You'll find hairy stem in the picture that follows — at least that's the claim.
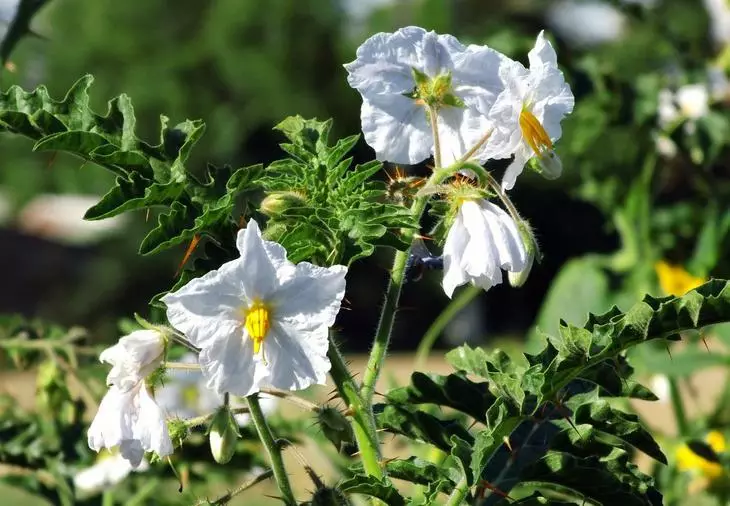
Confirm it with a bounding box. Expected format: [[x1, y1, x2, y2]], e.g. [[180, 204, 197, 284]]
[[415, 284, 481, 369], [247, 394, 296, 506], [327, 335, 383, 478]]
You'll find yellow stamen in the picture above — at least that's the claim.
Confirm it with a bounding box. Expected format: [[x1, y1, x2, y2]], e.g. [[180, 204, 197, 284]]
[[519, 109, 553, 156], [244, 301, 271, 358]]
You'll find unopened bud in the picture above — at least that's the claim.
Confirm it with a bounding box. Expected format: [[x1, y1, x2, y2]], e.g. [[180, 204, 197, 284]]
[[509, 220, 539, 288], [167, 418, 190, 448], [208, 407, 240, 464], [528, 152, 563, 181], [260, 191, 306, 217]]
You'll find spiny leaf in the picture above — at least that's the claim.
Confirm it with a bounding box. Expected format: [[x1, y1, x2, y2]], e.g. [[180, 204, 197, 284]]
[[338, 475, 405, 506], [374, 404, 473, 452], [386, 372, 495, 423]]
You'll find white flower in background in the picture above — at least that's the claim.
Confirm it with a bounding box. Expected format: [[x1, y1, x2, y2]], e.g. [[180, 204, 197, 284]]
[[486, 31, 574, 190], [344, 26, 507, 166], [88, 382, 173, 468], [442, 199, 527, 298], [546, 1, 626, 48], [703, 0, 730, 45], [156, 353, 278, 425], [100, 330, 165, 392], [73, 451, 149, 494], [650, 374, 670, 404], [163, 220, 347, 397], [17, 194, 127, 245], [657, 84, 710, 135]]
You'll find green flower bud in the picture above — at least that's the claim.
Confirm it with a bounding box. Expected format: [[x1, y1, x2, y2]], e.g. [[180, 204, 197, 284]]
[[508, 220, 539, 288], [167, 418, 190, 448], [260, 191, 306, 217], [208, 407, 240, 464]]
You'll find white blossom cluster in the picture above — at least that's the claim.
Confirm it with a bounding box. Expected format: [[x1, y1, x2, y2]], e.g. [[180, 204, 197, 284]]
[[83, 26, 575, 480], [345, 26, 574, 297]]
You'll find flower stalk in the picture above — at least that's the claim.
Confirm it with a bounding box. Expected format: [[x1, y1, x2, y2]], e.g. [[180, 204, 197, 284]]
[[247, 393, 296, 506]]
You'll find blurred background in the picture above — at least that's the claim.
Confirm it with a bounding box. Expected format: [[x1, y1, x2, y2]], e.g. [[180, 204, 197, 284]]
[[2, 0, 729, 354]]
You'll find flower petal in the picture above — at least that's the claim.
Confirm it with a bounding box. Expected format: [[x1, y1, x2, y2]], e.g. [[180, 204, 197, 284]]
[[262, 323, 330, 392], [437, 106, 493, 166], [199, 332, 263, 397], [528, 30, 558, 69], [235, 219, 292, 299], [479, 200, 527, 272], [442, 209, 470, 298], [502, 146, 531, 191], [275, 263, 347, 330], [360, 94, 432, 163], [133, 384, 173, 461], [100, 330, 164, 392]]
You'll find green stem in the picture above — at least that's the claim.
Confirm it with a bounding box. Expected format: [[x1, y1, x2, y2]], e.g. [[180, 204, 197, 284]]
[[415, 284, 481, 369], [360, 112, 453, 404], [668, 377, 689, 437], [445, 476, 469, 506], [247, 394, 296, 506], [327, 335, 383, 478]]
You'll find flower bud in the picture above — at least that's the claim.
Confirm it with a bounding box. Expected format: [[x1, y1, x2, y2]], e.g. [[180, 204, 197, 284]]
[[208, 406, 240, 464], [508, 220, 539, 288], [260, 191, 306, 217]]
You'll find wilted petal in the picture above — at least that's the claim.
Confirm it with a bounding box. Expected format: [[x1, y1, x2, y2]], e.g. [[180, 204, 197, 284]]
[[100, 330, 165, 392]]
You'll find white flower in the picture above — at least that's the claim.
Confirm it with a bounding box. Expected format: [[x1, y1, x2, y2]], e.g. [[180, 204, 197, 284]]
[[344, 26, 507, 166], [442, 199, 527, 298], [657, 84, 710, 135], [703, 0, 730, 45], [162, 220, 347, 397], [99, 329, 165, 392], [486, 31, 574, 190], [650, 374, 670, 404], [88, 382, 173, 468], [155, 353, 278, 425], [546, 1, 626, 48], [73, 451, 148, 494]]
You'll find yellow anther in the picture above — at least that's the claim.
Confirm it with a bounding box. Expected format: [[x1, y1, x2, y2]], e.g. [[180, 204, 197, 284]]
[[244, 302, 271, 357], [519, 109, 553, 156]]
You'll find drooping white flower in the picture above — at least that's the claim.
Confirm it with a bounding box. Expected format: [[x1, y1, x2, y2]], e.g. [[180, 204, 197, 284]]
[[73, 451, 149, 494], [155, 353, 278, 425], [99, 329, 165, 392], [486, 31, 574, 190], [442, 199, 527, 298], [162, 220, 347, 397], [88, 382, 173, 468], [344, 26, 507, 166]]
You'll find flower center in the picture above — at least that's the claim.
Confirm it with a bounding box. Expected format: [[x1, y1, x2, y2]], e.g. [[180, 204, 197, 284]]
[[182, 384, 200, 409], [405, 68, 464, 109], [519, 108, 553, 156], [244, 301, 271, 358]]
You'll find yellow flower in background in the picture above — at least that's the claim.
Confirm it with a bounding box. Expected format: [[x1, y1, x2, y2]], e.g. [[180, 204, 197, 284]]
[[655, 260, 706, 296], [676, 431, 727, 488]]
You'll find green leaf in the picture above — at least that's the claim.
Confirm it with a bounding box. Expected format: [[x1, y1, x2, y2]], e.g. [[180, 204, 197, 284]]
[[374, 404, 473, 452], [139, 202, 196, 255], [386, 372, 496, 423], [339, 475, 405, 506]]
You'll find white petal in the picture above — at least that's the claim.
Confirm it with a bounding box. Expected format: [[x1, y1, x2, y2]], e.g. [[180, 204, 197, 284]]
[[460, 201, 502, 287], [442, 210, 470, 298], [501, 146, 531, 191], [262, 323, 330, 392], [88, 386, 132, 454], [199, 332, 262, 397], [478, 200, 527, 272], [275, 263, 347, 330], [437, 106, 493, 166], [162, 266, 244, 349], [133, 384, 173, 460], [344, 26, 429, 95], [528, 31, 558, 69], [235, 219, 292, 299], [360, 94, 432, 164], [100, 330, 164, 392], [452, 44, 507, 113], [344, 26, 459, 96]]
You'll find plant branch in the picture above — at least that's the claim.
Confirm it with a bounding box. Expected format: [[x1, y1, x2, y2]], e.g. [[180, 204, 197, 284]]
[[247, 393, 296, 506], [193, 469, 274, 506]]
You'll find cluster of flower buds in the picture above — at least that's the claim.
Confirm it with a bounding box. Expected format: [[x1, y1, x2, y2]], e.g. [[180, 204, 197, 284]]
[[345, 26, 574, 297]]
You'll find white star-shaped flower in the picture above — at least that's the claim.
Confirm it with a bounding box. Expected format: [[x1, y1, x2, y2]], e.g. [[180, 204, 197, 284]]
[[344, 26, 507, 166], [99, 329, 165, 392], [486, 31, 574, 190], [87, 382, 173, 468], [442, 199, 527, 298], [162, 219, 347, 397]]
